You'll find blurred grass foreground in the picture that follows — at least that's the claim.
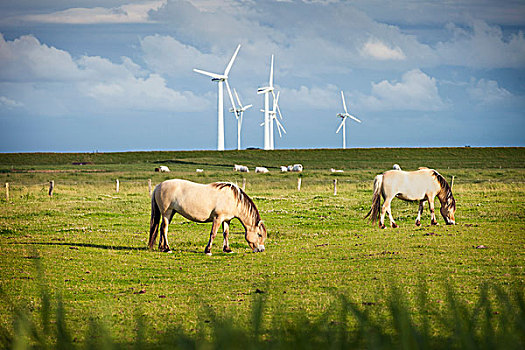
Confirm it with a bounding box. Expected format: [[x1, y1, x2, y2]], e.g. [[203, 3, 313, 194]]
[[1, 264, 524, 350]]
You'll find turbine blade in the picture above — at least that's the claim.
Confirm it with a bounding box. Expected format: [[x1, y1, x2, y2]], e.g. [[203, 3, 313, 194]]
[[193, 69, 223, 80], [244, 104, 253, 110], [269, 55, 274, 87], [336, 118, 345, 133], [233, 88, 242, 106], [224, 80, 239, 119], [275, 119, 286, 137], [341, 91, 348, 114], [224, 44, 241, 77], [349, 114, 362, 123], [276, 102, 284, 120]]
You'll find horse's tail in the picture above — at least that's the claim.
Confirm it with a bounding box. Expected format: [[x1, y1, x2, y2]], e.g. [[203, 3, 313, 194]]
[[364, 174, 383, 223], [148, 185, 161, 250]]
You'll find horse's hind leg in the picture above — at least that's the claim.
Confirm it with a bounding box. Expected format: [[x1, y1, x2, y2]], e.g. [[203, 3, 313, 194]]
[[385, 204, 398, 228], [222, 221, 232, 253], [381, 195, 397, 228], [204, 217, 221, 255], [159, 210, 173, 253], [415, 200, 425, 226]]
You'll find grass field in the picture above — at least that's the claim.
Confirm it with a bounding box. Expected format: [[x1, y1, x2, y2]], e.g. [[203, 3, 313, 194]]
[[0, 147, 524, 348]]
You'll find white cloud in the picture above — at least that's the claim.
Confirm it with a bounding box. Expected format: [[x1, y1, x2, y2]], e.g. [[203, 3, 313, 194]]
[[360, 38, 406, 60], [0, 96, 23, 108], [140, 34, 224, 79], [0, 34, 208, 115], [0, 34, 81, 81], [359, 69, 446, 111], [278, 84, 340, 110], [435, 20, 525, 68], [467, 78, 513, 104], [85, 74, 205, 111], [6, 1, 166, 24]]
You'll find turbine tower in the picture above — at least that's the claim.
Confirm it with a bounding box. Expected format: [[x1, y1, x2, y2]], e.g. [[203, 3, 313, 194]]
[[229, 88, 252, 150], [193, 44, 241, 151], [336, 90, 361, 149], [257, 55, 274, 150], [259, 90, 286, 150]]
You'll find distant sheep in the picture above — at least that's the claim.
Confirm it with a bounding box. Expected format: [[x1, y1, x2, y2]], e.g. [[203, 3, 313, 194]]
[[330, 168, 344, 173], [393, 164, 401, 170], [155, 165, 170, 172], [196, 169, 204, 173], [280, 166, 289, 172], [233, 164, 249, 173], [290, 164, 303, 172], [255, 167, 269, 173]]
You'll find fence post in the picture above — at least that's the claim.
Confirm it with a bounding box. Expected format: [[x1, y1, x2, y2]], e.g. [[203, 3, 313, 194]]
[[116, 179, 119, 193], [148, 179, 152, 196], [297, 177, 302, 191], [451, 175, 455, 188], [48, 180, 54, 197], [333, 179, 337, 196], [242, 178, 246, 191], [5, 183, 9, 202]]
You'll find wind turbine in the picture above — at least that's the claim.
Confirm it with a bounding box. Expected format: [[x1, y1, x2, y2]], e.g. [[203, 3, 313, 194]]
[[229, 88, 252, 150], [269, 91, 286, 149], [193, 44, 241, 151], [336, 90, 361, 149], [257, 55, 274, 150]]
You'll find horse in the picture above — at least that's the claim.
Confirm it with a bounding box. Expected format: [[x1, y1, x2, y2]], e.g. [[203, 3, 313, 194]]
[[365, 168, 456, 228], [149, 179, 266, 255]]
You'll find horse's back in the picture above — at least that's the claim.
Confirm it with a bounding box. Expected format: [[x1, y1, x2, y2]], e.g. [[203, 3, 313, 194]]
[[154, 179, 237, 223], [382, 169, 439, 200]]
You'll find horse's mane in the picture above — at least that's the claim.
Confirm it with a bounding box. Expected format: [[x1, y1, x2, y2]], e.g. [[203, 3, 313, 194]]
[[212, 182, 262, 224], [432, 171, 456, 209]]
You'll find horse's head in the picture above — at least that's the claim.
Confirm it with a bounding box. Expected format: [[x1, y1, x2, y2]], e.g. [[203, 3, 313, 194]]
[[246, 220, 266, 253], [440, 198, 456, 225]]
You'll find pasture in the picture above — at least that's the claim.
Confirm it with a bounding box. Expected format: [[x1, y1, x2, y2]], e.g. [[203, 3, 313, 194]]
[[0, 147, 524, 348]]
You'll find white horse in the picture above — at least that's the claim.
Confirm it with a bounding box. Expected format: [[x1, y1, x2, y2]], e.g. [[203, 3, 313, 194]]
[[149, 179, 266, 254], [365, 168, 456, 228]]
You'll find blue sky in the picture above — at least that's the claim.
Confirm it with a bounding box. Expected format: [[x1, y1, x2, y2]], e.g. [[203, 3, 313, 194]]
[[0, 0, 524, 152]]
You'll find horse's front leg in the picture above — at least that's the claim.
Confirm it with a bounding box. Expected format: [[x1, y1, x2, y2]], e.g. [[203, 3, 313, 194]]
[[204, 217, 221, 255], [415, 200, 425, 226], [428, 197, 438, 225], [222, 221, 232, 253]]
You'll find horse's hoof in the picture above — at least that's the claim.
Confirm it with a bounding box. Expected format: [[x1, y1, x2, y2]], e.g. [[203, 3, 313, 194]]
[[223, 247, 232, 253], [380, 224, 386, 229], [415, 221, 421, 227], [205, 252, 212, 256], [392, 223, 399, 228], [431, 221, 438, 226]]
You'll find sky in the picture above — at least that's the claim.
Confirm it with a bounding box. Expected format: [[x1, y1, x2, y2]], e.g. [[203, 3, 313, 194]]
[[0, 0, 524, 152]]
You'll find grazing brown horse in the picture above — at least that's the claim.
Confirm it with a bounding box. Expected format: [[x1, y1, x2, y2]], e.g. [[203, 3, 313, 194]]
[[365, 168, 456, 228], [149, 179, 266, 254]]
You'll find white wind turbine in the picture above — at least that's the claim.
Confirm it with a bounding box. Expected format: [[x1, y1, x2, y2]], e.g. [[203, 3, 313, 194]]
[[268, 91, 286, 149], [193, 44, 241, 151], [336, 90, 361, 149], [229, 88, 252, 150], [257, 55, 275, 150]]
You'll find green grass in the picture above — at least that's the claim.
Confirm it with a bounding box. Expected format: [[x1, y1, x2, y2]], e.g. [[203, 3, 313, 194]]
[[0, 147, 524, 348]]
